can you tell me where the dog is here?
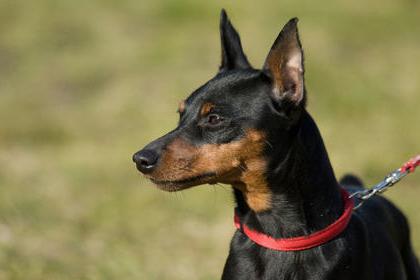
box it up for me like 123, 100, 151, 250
133, 10, 419, 279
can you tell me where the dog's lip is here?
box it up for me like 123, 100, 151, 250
149, 172, 217, 191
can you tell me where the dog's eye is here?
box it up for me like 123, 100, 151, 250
207, 114, 223, 126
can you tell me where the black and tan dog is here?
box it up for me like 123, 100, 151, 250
133, 10, 419, 279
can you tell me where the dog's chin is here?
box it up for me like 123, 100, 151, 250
149, 173, 217, 192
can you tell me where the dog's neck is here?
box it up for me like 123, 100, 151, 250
234, 111, 343, 239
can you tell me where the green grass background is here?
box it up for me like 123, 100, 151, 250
0, 0, 419, 279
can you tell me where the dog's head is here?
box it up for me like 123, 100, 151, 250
133, 10, 306, 211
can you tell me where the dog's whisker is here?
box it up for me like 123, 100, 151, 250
265, 140, 274, 150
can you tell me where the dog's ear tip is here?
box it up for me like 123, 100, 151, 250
290, 17, 299, 23
284, 17, 299, 31
220, 9, 228, 22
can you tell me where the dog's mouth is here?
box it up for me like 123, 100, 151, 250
149, 172, 217, 191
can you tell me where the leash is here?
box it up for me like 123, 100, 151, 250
350, 155, 420, 210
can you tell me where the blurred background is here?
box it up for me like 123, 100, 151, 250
0, 0, 419, 279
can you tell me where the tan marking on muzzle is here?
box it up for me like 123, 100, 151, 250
150, 129, 271, 212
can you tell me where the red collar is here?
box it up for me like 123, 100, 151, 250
234, 188, 354, 251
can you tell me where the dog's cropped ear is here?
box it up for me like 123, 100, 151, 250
263, 18, 305, 108
219, 9, 251, 72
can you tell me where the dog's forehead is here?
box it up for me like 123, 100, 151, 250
185, 70, 265, 110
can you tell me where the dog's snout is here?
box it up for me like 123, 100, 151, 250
133, 149, 159, 174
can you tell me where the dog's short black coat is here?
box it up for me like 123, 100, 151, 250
133, 9, 419, 280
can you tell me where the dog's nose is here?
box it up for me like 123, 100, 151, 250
132, 149, 159, 174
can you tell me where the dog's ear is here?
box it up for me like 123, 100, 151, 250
219, 9, 251, 72
263, 18, 305, 108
